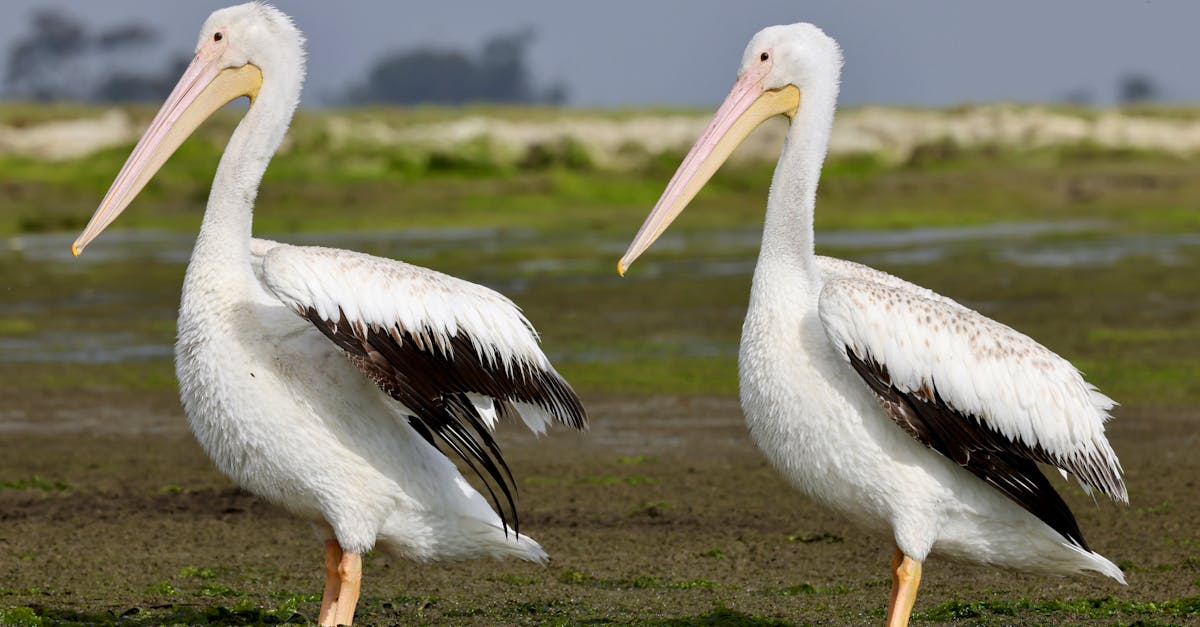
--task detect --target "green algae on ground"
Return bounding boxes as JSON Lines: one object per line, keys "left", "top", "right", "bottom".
{"left": 0, "top": 606, "right": 42, "bottom": 627}
{"left": 764, "top": 583, "right": 852, "bottom": 596}
{"left": 0, "top": 477, "right": 69, "bottom": 492}
{"left": 0, "top": 601, "right": 308, "bottom": 627}
{"left": 0, "top": 318, "right": 37, "bottom": 335}
{"left": 1, "top": 409, "right": 1196, "bottom": 626}
{"left": 916, "top": 595, "right": 1200, "bottom": 623}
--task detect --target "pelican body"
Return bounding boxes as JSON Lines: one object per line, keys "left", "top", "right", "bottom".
{"left": 72, "top": 4, "right": 586, "bottom": 625}
{"left": 619, "top": 24, "right": 1125, "bottom": 626}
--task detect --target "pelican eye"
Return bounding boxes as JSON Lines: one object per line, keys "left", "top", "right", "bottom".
{"left": 760, "top": 51, "right": 769, "bottom": 62}
{"left": 214, "top": 32, "right": 223, "bottom": 42}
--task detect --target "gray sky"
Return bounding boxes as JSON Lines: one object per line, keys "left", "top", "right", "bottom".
{"left": 2, "top": 1, "right": 1198, "bottom": 108}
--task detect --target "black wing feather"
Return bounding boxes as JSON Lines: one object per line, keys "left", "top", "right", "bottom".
{"left": 847, "top": 349, "right": 1091, "bottom": 550}
{"left": 303, "top": 306, "right": 587, "bottom": 535}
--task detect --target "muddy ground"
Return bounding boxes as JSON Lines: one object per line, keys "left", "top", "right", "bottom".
{"left": 2, "top": 152, "right": 1199, "bottom": 625}
{"left": 1, "top": 391, "right": 1197, "bottom": 626}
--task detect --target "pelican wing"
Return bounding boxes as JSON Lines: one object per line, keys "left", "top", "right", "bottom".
{"left": 259, "top": 243, "right": 587, "bottom": 530}
{"left": 249, "top": 237, "right": 284, "bottom": 283}
{"left": 816, "top": 262, "right": 1125, "bottom": 545}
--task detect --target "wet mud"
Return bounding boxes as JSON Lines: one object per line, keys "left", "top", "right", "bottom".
{"left": 1, "top": 393, "right": 1197, "bottom": 625}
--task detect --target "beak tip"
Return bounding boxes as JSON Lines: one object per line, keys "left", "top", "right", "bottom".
{"left": 71, "top": 242, "right": 83, "bottom": 257}
{"left": 616, "top": 260, "right": 628, "bottom": 277}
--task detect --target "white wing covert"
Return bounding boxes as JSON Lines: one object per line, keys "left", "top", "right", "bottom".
{"left": 817, "top": 273, "right": 1125, "bottom": 503}
{"left": 259, "top": 243, "right": 587, "bottom": 531}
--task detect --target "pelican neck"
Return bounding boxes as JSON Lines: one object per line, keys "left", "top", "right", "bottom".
{"left": 187, "top": 78, "right": 297, "bottom": 295}
{"left": 758, "top": 83, "right": 837, "bottom": 277}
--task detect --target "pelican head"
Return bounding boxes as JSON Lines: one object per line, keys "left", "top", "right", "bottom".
{"left": 72, "top": 2, "right": 304, "bottom": 257}
{"left": 618, "top": 23, "right": 842, "bottom": 275}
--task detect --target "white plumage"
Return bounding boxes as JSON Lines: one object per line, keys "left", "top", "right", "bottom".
{"left": 178, "top": 239, "right": 572, "bottom": 554}
{"left": 817, "top": 265, "right": 1124, "bottom": 498}
{"left": 71, "top": 4, "right": 585, "bottom": 626}
{"left": 257, "top": 242, "right": 572, "bottom": 433}
{"left": 619, "top": 22, "right": 1125, "bottom": 626}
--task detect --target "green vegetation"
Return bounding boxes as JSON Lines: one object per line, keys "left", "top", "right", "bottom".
{"left": 196, "top": 583, "right": 242, "bottom": 598}
{"left": 2, "top": 104, "right": 1197, "bottom": 627}
{"left": 0, "top": 477, "right": 69, "bottom": 492}
{"left": 11, "top": 594, "right": 1195, "bottom": 627}
{"left": 0, "top": 600, "right": 307, "bottom": 626}
{"left": 142, "top": 581, "right": 175, "bottom": 596}
{"left": 0, "top": 607, "right": 41, "bottom": 627}
{"left": 177, "top": 566, "right": 222, "bottom": 580}
{"left": 916, "top": 595, "right": 1200, "bottom": 623}
{"left": 8, "top": 104, "right": 1200, "bottom": 237}
{"left": 2, "top": 103, "right": 1199, "bottom": 412}
{"left": 0, "top": 318, "right": 37, "bottom": 335}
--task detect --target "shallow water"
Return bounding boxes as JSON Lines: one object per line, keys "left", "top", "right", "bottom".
{"left": 3, "top": 219, "right": 1198, "bottom": 373}
{"left": 0, "top": 333, "right": 170, "bottom": 364}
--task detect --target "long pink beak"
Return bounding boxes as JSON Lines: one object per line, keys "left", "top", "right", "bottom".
{"left": 72, "top": 41, "right": 263, "bottom": 257}
{"left": 618, "top": 69, "right": 799, "bottom": 275}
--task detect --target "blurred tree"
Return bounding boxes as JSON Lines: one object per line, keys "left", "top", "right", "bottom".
{"left": 353, "top": 49, "right": 478, "bottom": 104}
{"left": 1117, "top": 73, "right": 1159, "bottom": 104}
{"left": 5, "top": 9, "right": 90, "bottom": 101}
{"left": 351, "top": 29, "right": 568, "bottom": 105}
{"left": 93, "top": 54, "right": 191, "bottom": 102}
{"left": 476, "top": 28, "right": 534, "bottom": 102}
{"left": 4, "top": 7, "right": 184, "bottom": 102}
{"left": 94, "top": 23, "right": 156, "bottom": 50}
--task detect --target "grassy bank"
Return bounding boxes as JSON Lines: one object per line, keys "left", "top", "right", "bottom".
{"left": 1, "top": 104, "right": 1198, "bottom": 407}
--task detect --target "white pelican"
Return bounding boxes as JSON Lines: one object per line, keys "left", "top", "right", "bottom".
{"left": 70, "top": 4, "right": 586, "bottom": 625}
{"left": 618, "top": 23, "right": 1125, "bottom": 626}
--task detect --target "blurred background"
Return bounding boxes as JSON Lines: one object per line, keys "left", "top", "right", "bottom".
{"left": 1, "top": 1, "right": 1198, "bottom": 624}
{"left": 2, "top": 0, "right": 1197, "bottom": 397}
{"left": 3, "top": 0, "right": 1200, "bottom": 107}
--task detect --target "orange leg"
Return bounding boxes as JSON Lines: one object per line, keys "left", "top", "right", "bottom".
{"left": 331, "top": 550, "right": 363, "bottom": 627}
{"left": 887, "top": 547, "right": 903, "bottom": 612}
{"left": 318, "top": 539, "right": 343, "bottom": 626}
{"left": 885, "top": 546, "right": 922, "bottom": 627}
